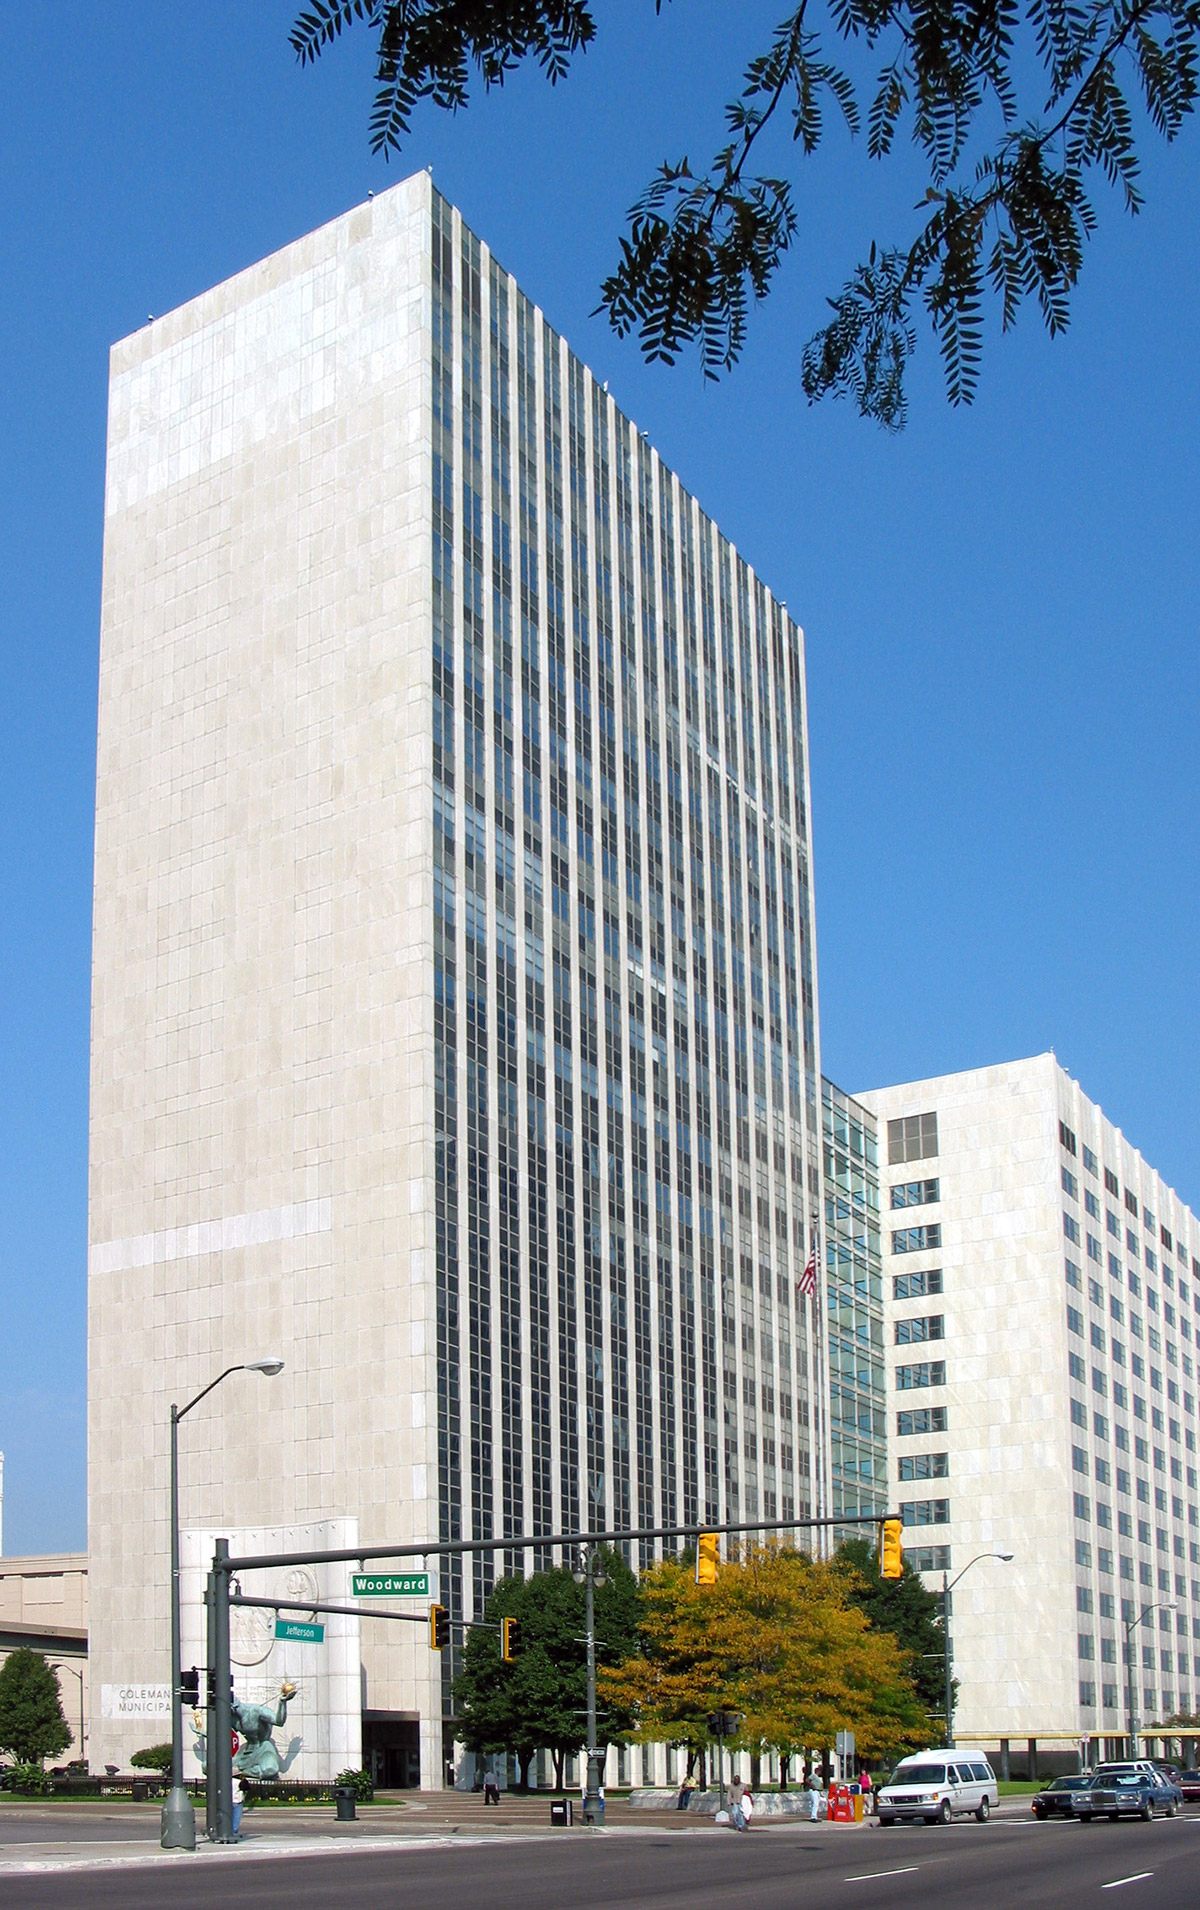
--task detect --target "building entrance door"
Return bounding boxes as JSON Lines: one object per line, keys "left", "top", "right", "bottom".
{"left": 362, "top": 1714, "right": 421, "bottom": 1788}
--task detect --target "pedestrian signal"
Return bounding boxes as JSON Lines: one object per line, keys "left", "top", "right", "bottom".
{"left": 430, "top": 1603, "right": 451, "bottom": 1650}
{"left": 179, "top": 1667, "right": 200, "bottom": 1705}
{"left": 501, "top": 1616, "right": 519, "bottom": 1662}
{"left": 880, "top": 1518, "right": 904, "bottom": 1579}
{"left": 695, "top": 1531, "right": 719, "bottom": 1586}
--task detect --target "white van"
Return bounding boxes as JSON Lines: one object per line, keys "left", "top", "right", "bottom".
{"left": 876, "top": 1753, "right": 999, "bottom": 1826}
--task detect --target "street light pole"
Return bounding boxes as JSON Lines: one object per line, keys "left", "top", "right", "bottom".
{"left": 1124, "top": 1599, "right": 1177, "bottom": 1760}
{"left": 161, "top": 1357, "right": 284, "bottom": 1852}
{"left": 50, "top": 1661, "right": 85, "bottom": 1763}
{"left": 941, "top": 1553, "right": 1014, "bottom": 1750}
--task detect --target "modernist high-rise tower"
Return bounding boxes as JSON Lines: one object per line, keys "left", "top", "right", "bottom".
{"left": 88, "top": 173, "right": 828, "bottom": 1785}
{"left": 858, "top": 1057, "right": 1200, "bottom": 1765}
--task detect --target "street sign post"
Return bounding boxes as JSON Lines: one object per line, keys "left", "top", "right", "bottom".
{"left": 351, "top": 1572, "right": 429, "bottom": 1597}
{"left": 275, "top": 1618, "right": 324, "bottom": 1643}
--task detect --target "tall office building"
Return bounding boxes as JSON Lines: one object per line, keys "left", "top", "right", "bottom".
{"left": 822, "top": 1081, "right": 887, "bottom": 1524}
{"left": 858, "top": 1056, "right": 1200, "bottom": 1762}
{"left": 88, "top": 173, "right": 829, "bottom": 1782}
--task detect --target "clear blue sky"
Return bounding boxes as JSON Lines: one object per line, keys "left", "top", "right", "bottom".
{"left": 1, "top": 3, "right": 1197, "bottom": 1554}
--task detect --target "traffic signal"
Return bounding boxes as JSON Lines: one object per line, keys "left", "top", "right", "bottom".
{"left": 501, "top": 1616, "right": 519, "bottom": 1662}
{"left": 179, "top": 1667, "right": 200, "bottom": 1705}
{"left": 695, "top": 1532, "right": 719, "bottom": 1586}
{"left": 430, "top": 1603, "right": 451, "bottom": 1650}
{"left": 206, "top": 1667, "right": 234, "bottom": 1705}
{"left": 880, "top": 1518, "right": 904, "bottom": 1579}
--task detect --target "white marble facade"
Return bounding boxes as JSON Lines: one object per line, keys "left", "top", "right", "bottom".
{"left": 858, "top": 1055, "right": 1200, "bottom": 1750}
{"left": 88, "top": 173, "right": 441, "bottom": 1778}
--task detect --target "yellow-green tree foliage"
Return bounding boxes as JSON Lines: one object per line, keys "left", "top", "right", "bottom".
{"left": 599, "top": 1544, "right": 924, "bottom": 1763}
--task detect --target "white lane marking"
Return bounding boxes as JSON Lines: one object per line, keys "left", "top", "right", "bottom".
{"left": 844, "top": 1867, "right": 920, "bottom": 1882}
{"left": 1101, "top": 1874, "right": 1154, "bottom": 1891}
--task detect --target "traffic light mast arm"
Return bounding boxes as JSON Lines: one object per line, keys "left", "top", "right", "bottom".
{"left": 223, "top": 1509, "right": 894, "bottom": 1576}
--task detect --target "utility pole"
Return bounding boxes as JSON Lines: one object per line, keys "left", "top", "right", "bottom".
{"left": 161, "top": 1357, "right": 282, "bottom": 1850}
{"left": 1125, "top": 1600, "right": 1177, "bottom": 1760}
{"left": 941, "top": 1552, "right": 1013, "bottom": 1749}
{"left": 942, "top": 1571, "right": 954, "bottom": 1750}
{"left": 211, "top": 1538, "right": 235, "bottom": 1843}
{"left": 578, "top": 1544, "right": 605, "bottom": 1825}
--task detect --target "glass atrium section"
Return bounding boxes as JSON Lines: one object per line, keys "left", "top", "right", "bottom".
{"left": 823, "top": 1079, "right": 887, "bottom": 1521}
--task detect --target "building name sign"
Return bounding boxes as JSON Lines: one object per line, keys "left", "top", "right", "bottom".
{"left": 101, "top": 1684, "right": 171, "bottom": 1720}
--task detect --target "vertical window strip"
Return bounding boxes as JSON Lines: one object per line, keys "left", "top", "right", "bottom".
{"left": 460, "top": 225, "right": 492, "bottom": 1614}
{"left": 431, "top": 191, "right": 462, "bottom": 1719}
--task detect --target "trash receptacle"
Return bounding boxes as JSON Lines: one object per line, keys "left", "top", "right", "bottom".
{"left": 131, "top": 1779, "right": 148, "bottom": 1802}
{"left": 550, "top": 1797, "right": 573, "bottom": 1826}
{"left": 336, "top": 1783, "right": 357, "bottom": 1822}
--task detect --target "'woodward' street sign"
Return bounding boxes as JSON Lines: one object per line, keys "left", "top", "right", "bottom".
{"left": 351, "top": 1572, "right": 429, "bottom": 1598}
{"left": 275, "top": 1618, "right": 324, "bottom": 1643}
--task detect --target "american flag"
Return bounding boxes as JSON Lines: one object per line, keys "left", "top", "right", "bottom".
{"left": 797, "top": 1237, "right": 817, "bottom": 1297}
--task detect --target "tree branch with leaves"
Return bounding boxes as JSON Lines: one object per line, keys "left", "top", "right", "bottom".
{"left": 293, "top": 0, "right": 1200, "bottom": 424}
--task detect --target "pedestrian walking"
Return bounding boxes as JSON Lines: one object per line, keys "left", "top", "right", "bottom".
{"left": 740, "top": 1787, "right": 755, "bottom": 1830}
{"left": 483, "top": 1770, "right": 500, "bottom": 1805}
{"left": 728, "top": 1774, "right": 745, "bottom": 1830}
{"left": 805, "top": 1771, "right": 822, "bottom": 1822}
{"left": 232, "top": 1775, "right": 246, "bottom": 1839}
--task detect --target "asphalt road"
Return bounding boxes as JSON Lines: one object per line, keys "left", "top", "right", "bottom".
{"left": 5, "top": 1814, "right": 1200, "bottom": 1909}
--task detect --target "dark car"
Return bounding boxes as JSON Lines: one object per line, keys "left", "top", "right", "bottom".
{"left": 1073, "top": 1771, "right": 1179, "bottom": 1821}
{"left": 1151, "top": 1762, "right": 1184, "bottom": 1803}
{"left": 1032, "top": 1776, "right": 1094, "bottom": 1819}
{"left": 1179, "top": 1768, "right": 1200, "bottom": 1803}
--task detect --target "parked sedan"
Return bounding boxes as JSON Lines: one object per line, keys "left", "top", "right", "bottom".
{"left": 1031, "top": 1776, "right": 1094, "bottom": 1819}
{"left": 1072, "top": 1772, "right": 1180, "bottom": 1821}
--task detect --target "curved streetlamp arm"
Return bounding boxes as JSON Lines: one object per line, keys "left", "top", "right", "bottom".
{"left": 1127, "top": 1599, "right": 1174, "bottom": 1638}
{"left": 946, "top": 1552, "right": 1012, "bottom": 1596}
{"left": 175, "top": 1365, "right": 248, "bottom": 1423}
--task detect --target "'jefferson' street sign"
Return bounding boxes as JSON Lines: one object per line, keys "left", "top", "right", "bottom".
{"left": 275, "top": 1618, "right": 324, "bottom": 1643}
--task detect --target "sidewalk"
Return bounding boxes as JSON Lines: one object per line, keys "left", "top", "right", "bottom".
{"left": 0, "top": 1794, "right": 718, "bottom": 1877}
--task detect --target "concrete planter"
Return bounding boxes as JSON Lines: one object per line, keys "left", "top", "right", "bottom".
{"left": 628, "top": 1787, "right": 818, "bottom": 1816}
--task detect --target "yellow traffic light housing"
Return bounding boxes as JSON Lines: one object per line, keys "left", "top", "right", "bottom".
{"left": 501, "top": 1616, "right": 519, "bottom": 1662}
{"left": 430, "top": 1603, "right": 451, "bottom": 1649}
{"left": 880, "top": 1518, "right": 904, "bottom": 1579}
{"left": 696, "top": 1531, "right": 719, "bottom": 1586}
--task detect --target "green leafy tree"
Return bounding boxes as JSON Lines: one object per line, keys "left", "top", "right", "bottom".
{"left": 0, "top": 1650, "right": 71, "bottom": 1767}
{"left": 452, "top": 1547, "right": 640, "bottom": 1789}
{"left": 835, "top": 1535, "right": 952, "bottom": 1729}
{"left": 600, "top": 1544, "right": 925, "bottom": 1778}
{"left": 291, "top": 0, "right": 1200, "bottom": 424}
{"left": 130, "top": 1743, "right": 174, "bottom": 1772}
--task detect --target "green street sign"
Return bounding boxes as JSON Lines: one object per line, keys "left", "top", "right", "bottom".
{"left": 352, "top": 1572, "right": 429, "bottom": 1598}
{"left": 275, "top": 1618, "right": 324, "bottom": 1643}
